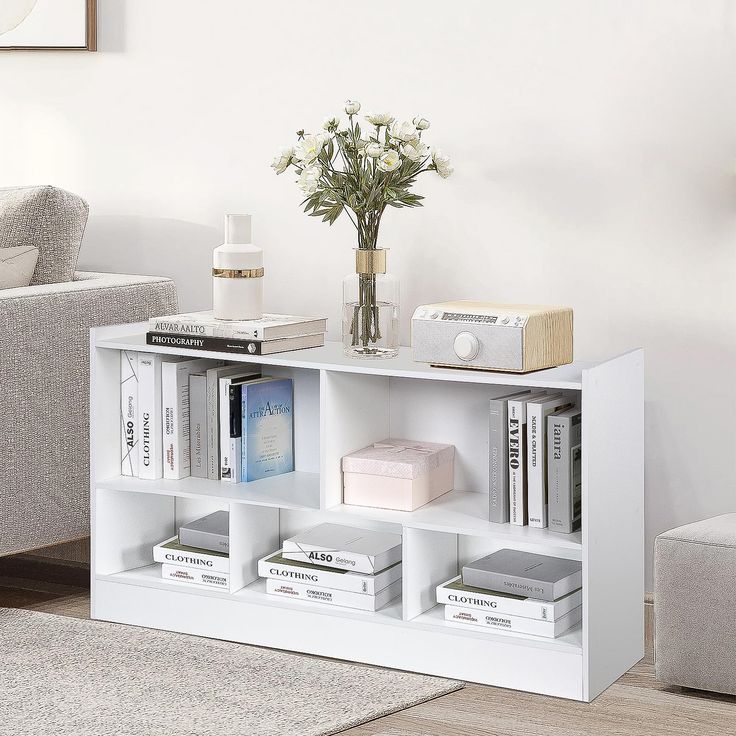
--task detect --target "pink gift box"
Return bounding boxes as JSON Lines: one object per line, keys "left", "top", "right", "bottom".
{"left": 342, "top": 439, "right": 455, "bottom": 512}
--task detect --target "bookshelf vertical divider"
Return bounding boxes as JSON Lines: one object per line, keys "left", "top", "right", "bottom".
{"left": 90, "top": 322, "right": 644, "bottom": 702}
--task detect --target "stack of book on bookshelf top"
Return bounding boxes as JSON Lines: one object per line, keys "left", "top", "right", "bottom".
{"left": 146, "top": 311, "right": 327, "bottom": 356}
{"left": 259, "top": 523, "right": 402, "bottom": 612}
{"left": 152, "top": 511, "right": 232, "bottom": 591}
{"left": 437, "top": 549, "right": 583, "bottom": 639}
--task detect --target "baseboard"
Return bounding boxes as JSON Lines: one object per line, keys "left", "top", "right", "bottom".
{"left": 0, "top": 553, "right": 90, "bottom": 589}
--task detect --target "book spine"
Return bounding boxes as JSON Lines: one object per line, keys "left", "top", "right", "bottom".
{"left": 281, "top": 544, "right": 388, "bottom": 575}
{"left": 149, "top": 317, "right": 261, "bottom": 339}
{"left": 220, "top": 382, "right": 243, "bottom": 483}
{"left": 189, "top": 374, "right": 207, "bottom": 479}
{"left": 137, "top": 354, "right": 162, "bottom": 479}
{"left": 147, "top": 332, "right": 264, "bottom": 355}
{"left": 206, "top": 369, "right": 220, "bottom": 480}
{"left": 508, "top": 400, "right": 527, "bottom": 526}
{"left": 265, "top": 578, "right": 401, "bottom": 611}
{"left": 162, "top": 363, "right": 191, "bottom": 479}
{"left": 120, "top": 351, "right": 138, "bottom": 477}
{"left": 435, "top": 585, "right": 551, "bottom": 620}
{"left": 527, "top": 403, "right": 544, "bottom": 528}
{"left": 179, "top": 528, "right": 229, "bottom": 554}
{"left": 549, "top": 415, "right": 575, "bottom": 533}
{"left": 161, "top": 564, "right": 230, "bottom": 589}
{"left": 219, "top": 378, "right": 232, "bottom": 481}
{"left": 443, "top": 605, "right": 574, "bottom": 637}
{"left": 489, "top": 398, "right": 509, "bottom": 523}
{"left": 153, "top": 545, "right": 230, "bottom": 574}
{"left": 461, "top": 567, "right": 555, "bottom": 601}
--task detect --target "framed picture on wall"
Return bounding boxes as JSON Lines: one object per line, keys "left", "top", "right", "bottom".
{"left": 0, "top": 0, "right": 96, "bottom": 51}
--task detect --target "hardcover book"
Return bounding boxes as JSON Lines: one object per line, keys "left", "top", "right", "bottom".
{"left": 444, "top": 603, "right": 582, "bottom": 638}
{"left": 120, "top": 350, "right": 138, "bottom": 477}
{"left": 489, "top": 390, "right": 531, "bottom": 523}
{"left": 461, "top": 549, "right": 582, "bottom": 602}
{"left": 179, "top": 510, "right": 229, "bottom": 554}
{"left": 152, "top": 536, "right": 229, "bottom": 573}
{"left": 149, "top": 311, "right": 328, "bottom": 341}
{"left": 258, "top": 551, "right": 402, "bottom": 595}
{"left": 282, "top": 523, "right": 402, "bottom": 575}
{"left": 265, "top": 577, "right": 402, "bottom": 612}
{"left": 241, "top": 378, "right": 294, "bottom": 482}
{"left": 161, "top": 564, "right": 230, "bottom": 589}
{"left": 548, "top": 407, "right": 583, "bottom": 534}
{"left": 435, "top": 575, "right": 582, "bottom": 621}
{"left": 508, "top": 392, "right": 548, "bottom": 526}
{"left": 188, "top": 373, "right": 208, "bottom": 479}
{"left": 147, "top": 332, "right": 325, "bottom": 355}
{"left": 527, "top": 395, "right": 572, "bottom": 529}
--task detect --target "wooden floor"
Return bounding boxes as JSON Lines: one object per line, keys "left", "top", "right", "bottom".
{"left": 2, "top": 558, "right": 735, "bottom": 736}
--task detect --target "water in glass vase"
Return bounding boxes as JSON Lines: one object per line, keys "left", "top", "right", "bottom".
{"left": 342, "top": 298, "right": 399, "bottom": 358}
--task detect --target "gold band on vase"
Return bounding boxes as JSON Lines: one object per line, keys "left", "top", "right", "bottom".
{"left": 212, "top": 267, "right": 265, "bottom": 279}
{"left": 355, "top": 249, "right": 386, "bottom": 275}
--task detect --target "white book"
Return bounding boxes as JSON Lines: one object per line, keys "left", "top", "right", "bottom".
{"left": 120, "top": 351, "right": 139, "bottom": 477}
{"left": 189, "top": 373, "right": 208, "bottom": 479}
{"left": 265, "top": 577, "right": 401, "bottom": 612}
{"left": 258, "top": 550, "right": 402, "bottom": 595}
{"left": 527, "top": 394, "right": 571, "bottom": 528}
{"left": 206, "top": 364, "right": 260, "bottom": 480}
{"left": 137, "top": 354, "right": 180, "bottom": 480}
{"left": 162, "top": 358, "right": 224, "bottom": 479}
{"left": 444, "top": 604, "right": 582, "bottom": 638}
{"left": 152, "top": 535, "right": 229, "bottom": 574}
{"left": 508, "top": 392, "right": 548, "bottom": 526}
{"left": 161, "top": 564, "right": 230, "bottom": 589}
{"left": 435, "top": 575, "right": 582, "bottom": 621}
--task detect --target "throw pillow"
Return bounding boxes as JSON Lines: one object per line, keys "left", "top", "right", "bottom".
{"left": 0, "top": 185, "right": 89, "bottom": 285}
{"left": 0, "top": 245, "right": 39, "bottom": 290}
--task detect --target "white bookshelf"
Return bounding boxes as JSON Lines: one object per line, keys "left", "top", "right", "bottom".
{"left": 90, "top": 323, "right": 644, "bottom": 701}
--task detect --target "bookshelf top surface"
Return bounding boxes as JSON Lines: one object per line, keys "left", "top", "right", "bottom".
{"left": 94, "top": 324, "right": 604, "bottom": 389}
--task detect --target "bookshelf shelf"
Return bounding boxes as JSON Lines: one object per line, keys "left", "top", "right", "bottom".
{"left": 91, "top": 322, "right": 644, "bottom": 702}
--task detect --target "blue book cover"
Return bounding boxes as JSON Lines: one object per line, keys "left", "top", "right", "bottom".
{"left": 241, "top": 378, "right": 294, "bottom": 482}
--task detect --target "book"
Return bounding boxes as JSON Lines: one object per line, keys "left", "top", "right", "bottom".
{"left": 147, "top": 332, "right": 325, "bottom": 355}
{"left": 188, "top": 373, "right": 208, "bottom": 479}
{"left": 153, "top": 535, "right": 229, "bottom": 573}
{"left": 527, "top": 395, "right": 573, "bottom": 529}
{"left": 241, "top": 378, "right": 294, "bottom": 482}
{"left": 435, "top": 575, "right": 582, "bottom": 621}
{"left": 508, "top": 392, "right": 549, "bottom": 526}
{"left": 548, "top": 407, "right": 583, "bottom": 534}
{"left": 258, "top": 551, "right": 402, "bottom": 595}
{"left": 489, "top": 390, "right": 531, "bottom": 523}
{"left": 206, "top": 365, "right": 260, "bottom": 480}
{"left": 149, "top": 310, "right": 327, "bottom": 341}
{"left": 282, "top": 523, "right": 402, "bottom": 575}
{"left": 161, "top": 564, "right": 230, "bottom": 589}
{"left": 462, "top": 549, "right": 582, "bottom": 602}
{"left": 265, "top": 577, "right": 401, "bottom": 612}
{"left": 162, "top": 357, "right": 224, "bottom": 479}
{"left": 120, "top": 350, "right": 138, "bottom": 477}
{"left": 444, "top": 604, "right": 582, "bottom": 638}
{"left": 179, "top": 510, "right": 229, "bottom": 553}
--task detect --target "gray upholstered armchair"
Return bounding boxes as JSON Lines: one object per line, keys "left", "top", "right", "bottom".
{"left": 0, "top": 186, "right": 178, "bottom": 555}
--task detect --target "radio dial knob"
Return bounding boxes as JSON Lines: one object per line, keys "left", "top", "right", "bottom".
{"left": 453, "top": 332, "right": 480, "bottom": 361}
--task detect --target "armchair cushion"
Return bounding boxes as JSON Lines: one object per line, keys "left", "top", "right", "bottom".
{"left": 0, "top": 185, "right": 89, "bottom": 286}
{"left": 0, "top": 245, "right": 39, "bottom": 289}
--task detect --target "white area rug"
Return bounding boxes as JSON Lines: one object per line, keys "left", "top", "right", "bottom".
{"left": 0, "top": 608, "right": 462, "bottom": 736}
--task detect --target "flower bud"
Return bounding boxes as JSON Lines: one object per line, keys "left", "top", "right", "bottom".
{"left": 344, "top": 99, "right": 361, "bottom": 115}
{"left": 413, "top": 116, "right": 430, "bottom": 130}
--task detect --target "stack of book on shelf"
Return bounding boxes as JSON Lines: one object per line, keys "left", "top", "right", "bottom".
{"left": 120, "top": 351, "right": 295, "bottom": 483}
{"left": 146, "top": 311, "right": 327, "bottom": 356}
{"left": 259, "top": 523, "right": 402, "bottom": 612}
{"left": 489, "top": 390, "right": 582, "bottom": 533}
{"left": 153, "top": 511, "right": 230, "bottom": 590}
{"left": 437, "top": 549, "right": 583, "bottom": 638}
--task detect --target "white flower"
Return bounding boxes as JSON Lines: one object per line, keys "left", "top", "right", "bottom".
{"left": 322, "top": 116, "right": 340, "bottom": 131}
{"left": 413, "top": 116, "right": 430, "bottom": 130}
{"left": 432, "top": 148, "right": 453, "bottom": 179}
{"left": 377, "top": 149, "right": 401, "bottom": 172}
{"left": 389, "top": 120, "right": 419, "bottom": 143}
{"left": 365, "top": 112, "right": 395, "bottom": 126}
{"left": 293, "top": 134, "right": 327, "bottom": 164}
{"left": 344, "top": 99, "right": 361, "bottom": 115}
{"left": 270, "top": 146, "right": 293, "bottom": 175}
{"left": 364, "top": 141, "right": 384, "bottom": 158}
{"left": 400, "top": 140, "right": 428, "bottom": 162}
{"left": 298, "top": 164, "right": 322, "bottom": 195}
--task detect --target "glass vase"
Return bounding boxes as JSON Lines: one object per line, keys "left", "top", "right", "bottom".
{"left": 342, "top": 248, "right": 399, "bottom": 359}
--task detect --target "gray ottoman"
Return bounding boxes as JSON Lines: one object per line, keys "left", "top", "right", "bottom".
{"left": 654, "top": 514, "right": 736, "bottom": 694}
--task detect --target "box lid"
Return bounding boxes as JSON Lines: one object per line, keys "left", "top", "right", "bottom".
{"left": 342, "top": 439, "right": 454, "bottom": 480}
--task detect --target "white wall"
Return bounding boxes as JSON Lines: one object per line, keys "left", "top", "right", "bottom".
{"left": 2, "top": 0, "right": 735, "bottom": 587}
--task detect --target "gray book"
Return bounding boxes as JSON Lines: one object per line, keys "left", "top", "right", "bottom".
{"left": 189, "top": 373, "right": 208, "bottom": 479}
{"left": 179, "top": 510, "right": 229, "bottom": 553}
{"left": 489, "top": 390, "right": 531, "bottom": 523}
{"left": 462, "top": 548, "right": 582, "bottom": 602}
{"left": 548, "top": 407, "right": 582, "bottom": 534}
